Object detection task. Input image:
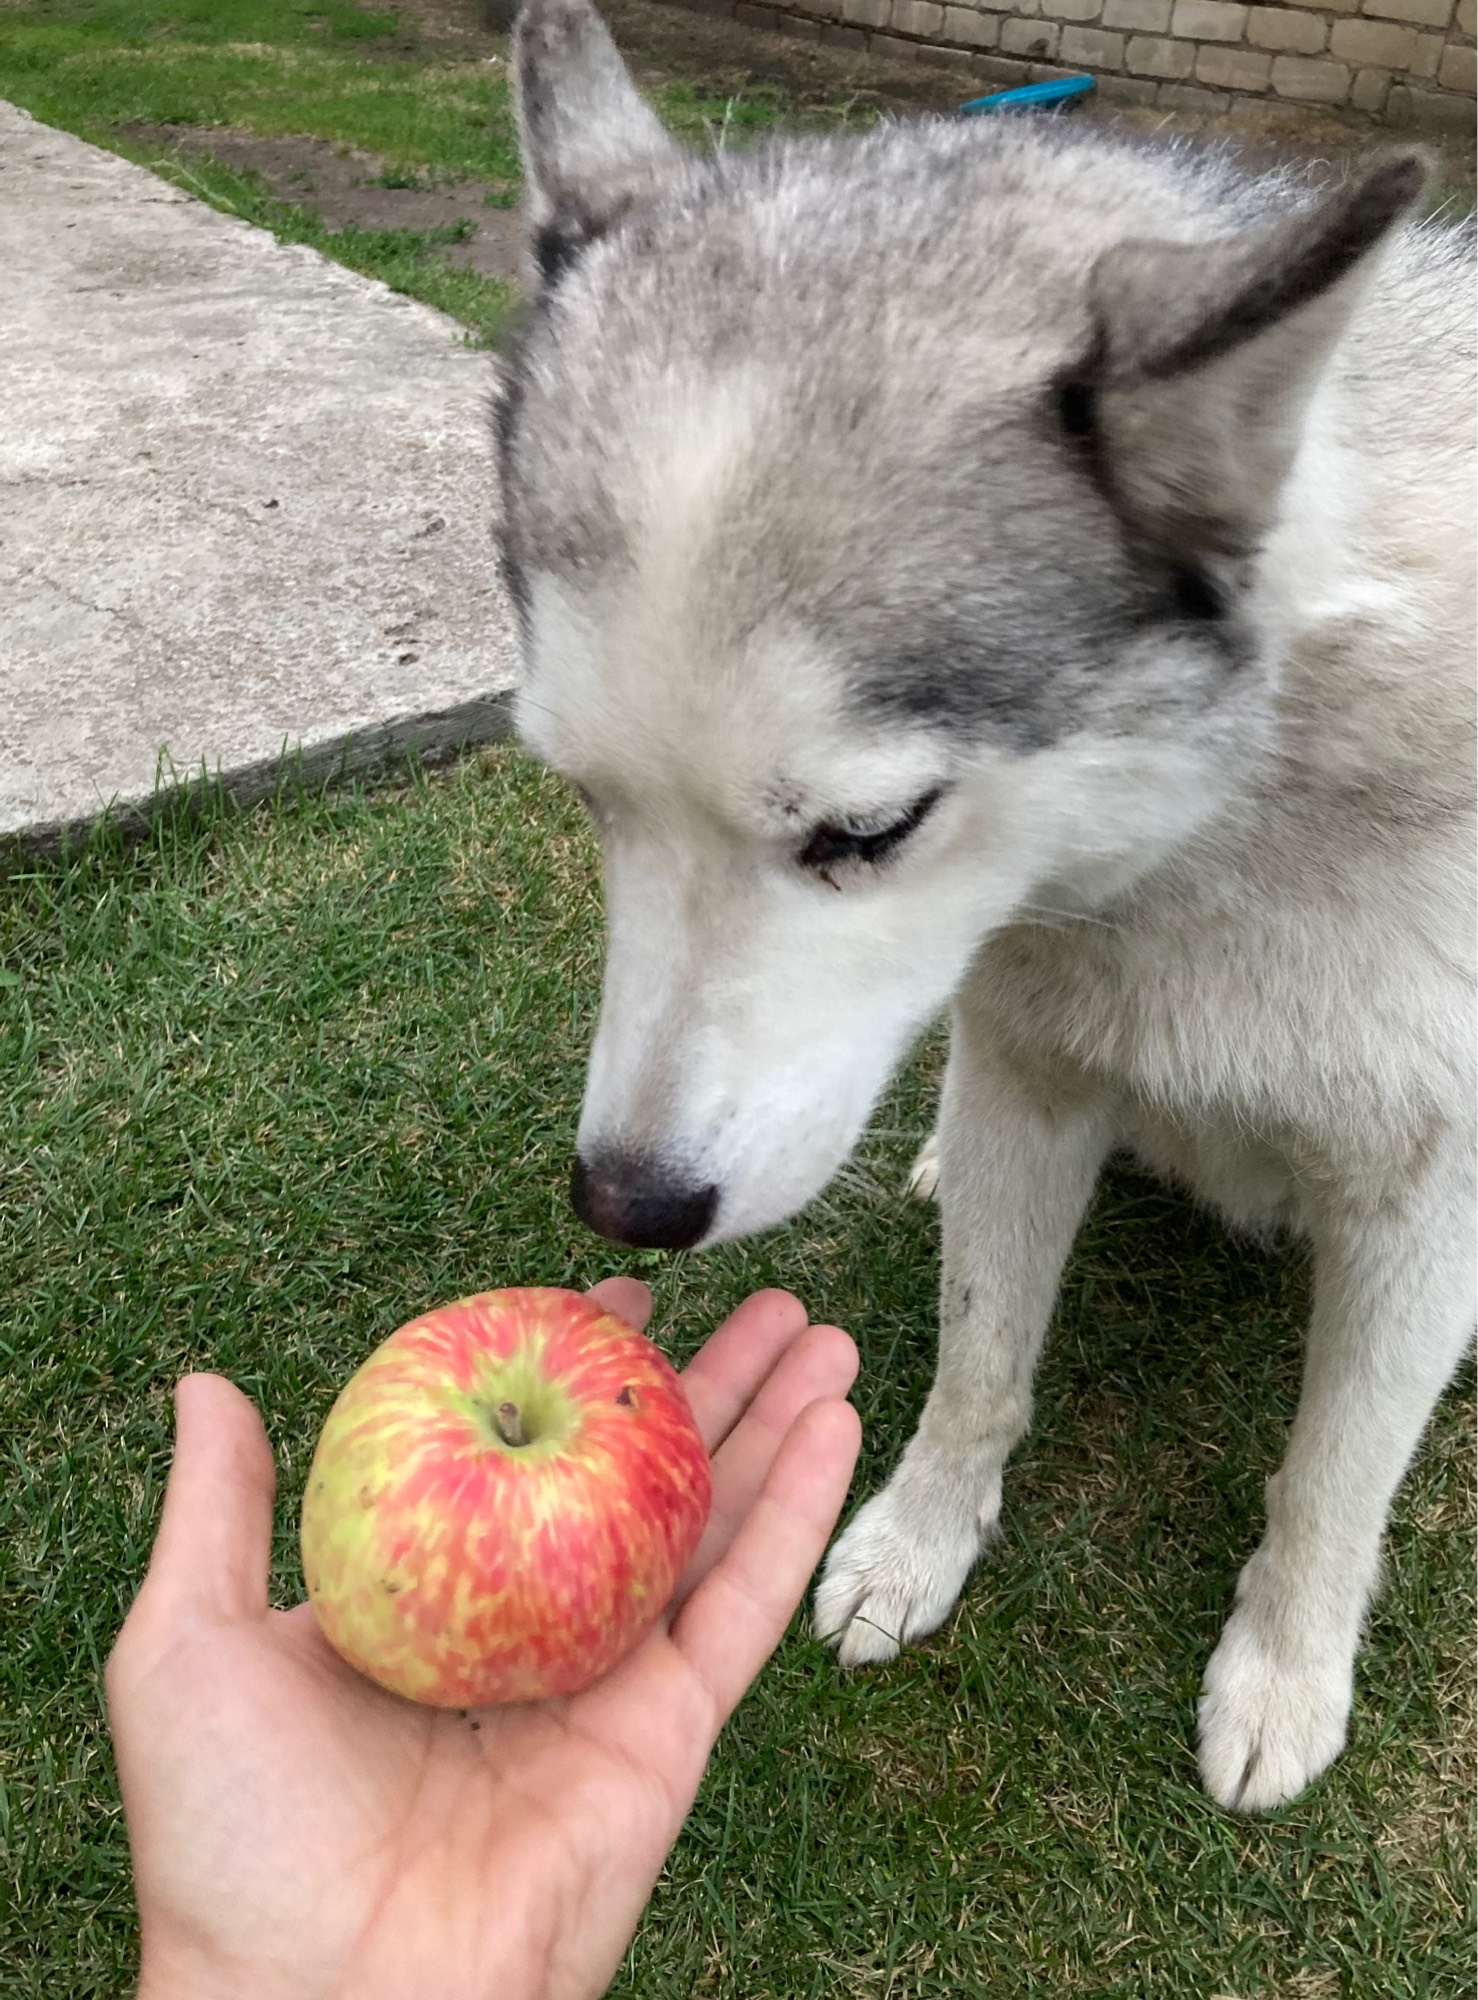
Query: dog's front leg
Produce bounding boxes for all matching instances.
[814,1001,1115,1667]
[1197,1129,1476,1812]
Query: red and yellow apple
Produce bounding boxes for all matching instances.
[300,1287,712,1706]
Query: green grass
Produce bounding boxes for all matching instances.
[2,755,1472,1997]
[653,76,879,147]
[0,0,516,172]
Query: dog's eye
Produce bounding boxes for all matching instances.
[798,787,944,873]
[1171,565,1225,622]
[1056,378,1096,440]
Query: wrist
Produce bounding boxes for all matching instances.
[137,1948,324,2000]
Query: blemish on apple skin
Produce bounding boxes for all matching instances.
[615,1385,637,1408]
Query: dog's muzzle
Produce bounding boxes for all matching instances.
[571,1152,718,1250]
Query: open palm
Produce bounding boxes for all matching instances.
[108,1281,860,2000]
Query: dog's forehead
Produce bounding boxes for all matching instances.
[506,135,1119,545]
[503,125,1239,774]
[516,559,941,818]
[510,321,1136,773]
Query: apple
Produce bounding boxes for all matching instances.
[300,1287,712,1706]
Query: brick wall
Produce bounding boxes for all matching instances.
[700,0,1476,127]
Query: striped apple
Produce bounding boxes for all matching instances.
[300,1287,712,1706]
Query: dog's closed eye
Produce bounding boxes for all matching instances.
[798,786,945,875]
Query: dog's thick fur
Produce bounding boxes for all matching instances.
[500,0,1476,1812]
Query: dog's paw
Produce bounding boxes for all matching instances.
[813,1482,983,1668]
[1197,1607,1352,1813]
[905,1132,940,1202]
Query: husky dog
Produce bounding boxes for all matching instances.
[499,0,1476,1811]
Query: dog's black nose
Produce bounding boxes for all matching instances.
[571,1154,718,1250]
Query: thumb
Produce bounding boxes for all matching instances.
[136,1373,278,1627]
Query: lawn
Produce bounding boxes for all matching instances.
[1,760,1472,1997]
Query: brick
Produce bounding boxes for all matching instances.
[1156,77,1233,99]
[1409,30,1443,69]
[1362,0,1452,25]
[819,19,868,42]
[1459,0,1476,30]
[1002,15,1061,50]
[1388,73,1478,112]
[1197,40,1274,78]
[842,0,890,24]
[1103,0,1173,25]
[1332,14,1419,55]
[778,12,824,33]
[1441,38,1477,80]
[943,3,1001,39]
[790,0,842,19]
[1042,0,1103,20]
[1171,0,1247,35]
[1270,50,1353,90]
[1350,59,1392,100]
[1060,20,1125,54]
[869,28,921,50]
[914,35,977,56]
[892,0,944,30]
[1281,0,1359,16]
[1127,29,1198,67]
[1247,5,1327,48]
[735,1,779,21]
[1094,65,1165,90]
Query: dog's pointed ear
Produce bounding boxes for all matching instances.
[1073,152,1429,563]
[514,0,682,290]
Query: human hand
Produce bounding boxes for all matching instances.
[107,1284,859,2000]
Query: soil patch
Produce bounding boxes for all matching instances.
[120,126,525,283]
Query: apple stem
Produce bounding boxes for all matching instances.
[494,1400,528,1448]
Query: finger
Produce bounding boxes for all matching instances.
[586,1277,653,1334]
[675,1324,857,1603]
[677,1290,812,1453]
[138,1374,277,1626]
[671,1396,861,1727]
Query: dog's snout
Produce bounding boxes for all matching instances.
[571,1153,718,1250]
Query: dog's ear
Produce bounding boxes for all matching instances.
[1072,152,1429,564]
[514,0,682,290]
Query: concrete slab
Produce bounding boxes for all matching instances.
[0,101,519,857]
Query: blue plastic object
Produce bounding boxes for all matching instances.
[958,74,1095,114]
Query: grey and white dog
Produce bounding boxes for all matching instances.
[499,0,1476,1812]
